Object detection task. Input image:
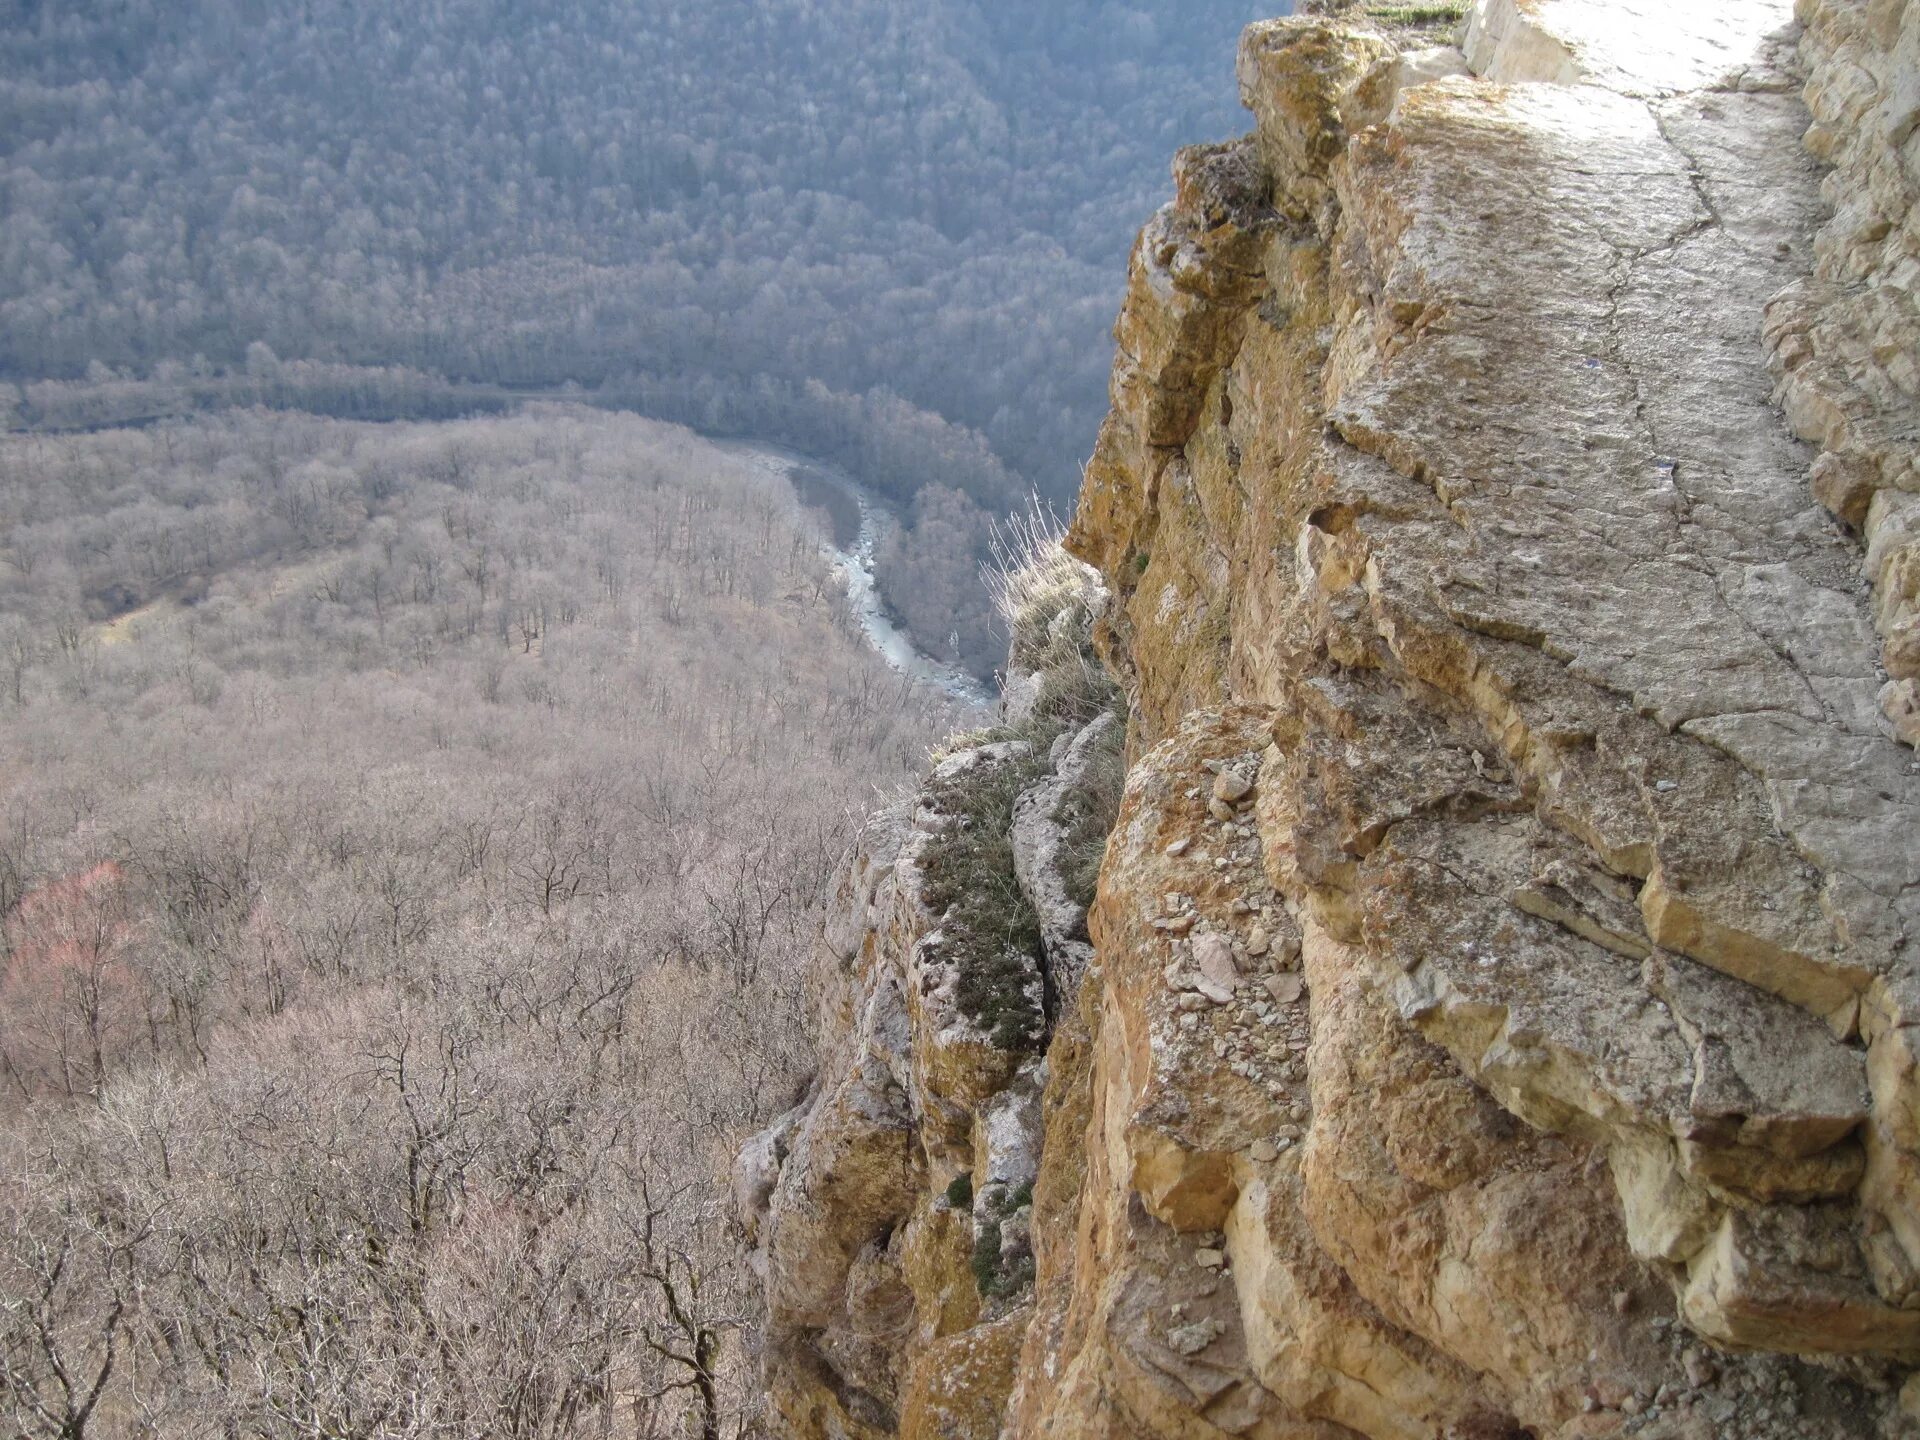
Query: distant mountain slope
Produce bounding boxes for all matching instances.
[0,0,1283,496]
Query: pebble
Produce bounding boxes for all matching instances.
[1195,1248,1225,1269]
[1267,974,1305,1006]
[1209,799,1236,822]
[1194,977,1234,1005]
[1246,926,1271,957]
[1168,1317,1222,1356]
[1250,1138,1280,1162]
[1193,933,1241,985]
[1165,838,1191,857]
[1214,772,1254,804]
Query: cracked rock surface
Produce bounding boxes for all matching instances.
[746,2,1920,1436]
[1063,0,1920,1431]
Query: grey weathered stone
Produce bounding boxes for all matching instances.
[1010,712,1119,1003]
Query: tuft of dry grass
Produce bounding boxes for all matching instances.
[1364,1,1469,26]
[984,500,1099,676]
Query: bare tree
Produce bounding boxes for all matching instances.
[622,1165,743,1440]
[0,1132,154,1440]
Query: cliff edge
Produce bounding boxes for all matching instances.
[741,1,1920,1435]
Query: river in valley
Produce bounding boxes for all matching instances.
[14,393,1000,711]
[719,440,996,709]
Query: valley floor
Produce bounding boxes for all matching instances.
[0,405,963,1438]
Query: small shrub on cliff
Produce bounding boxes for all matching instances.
[993,508,1126,915]
[919,505,1125,1052]
[946,1173,974,1209]
[922,748,1050,1052]
[970,1217,1004,1293]
[969,1210,1036,1299]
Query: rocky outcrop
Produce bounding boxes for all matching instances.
[745,3,1920,1436]
[737,751,1034,1440]
[738,560,1119,1439]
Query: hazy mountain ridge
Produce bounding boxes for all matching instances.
[0,0,1276,494]
[0,0,1290,675]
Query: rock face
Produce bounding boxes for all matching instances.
[1768,0,1920,749]
[737,776,1025,1440]
[743,2,1920,1436]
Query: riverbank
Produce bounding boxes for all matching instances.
[4,383,1003,711]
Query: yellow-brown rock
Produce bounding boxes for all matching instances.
[746,3,1920,1436]
[898,1311,1032,1440]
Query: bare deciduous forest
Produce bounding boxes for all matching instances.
[0,408,958,1438]
[0,0,1280,674]
[0,1,1292,1432]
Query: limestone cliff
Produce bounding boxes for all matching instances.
[740,2,1920,1436]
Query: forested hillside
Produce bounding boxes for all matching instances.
[0,407,956,1438]
[0,0,1275,496]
